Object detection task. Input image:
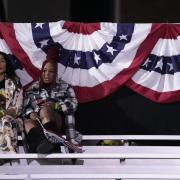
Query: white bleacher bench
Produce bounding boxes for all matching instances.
[82,135,180,141]
[2,165,180,179]
[2,135,180,180]
[18,134,180,141]
[2,146,180,159]
[2,146,180,180]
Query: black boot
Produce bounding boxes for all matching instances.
[36,139,60,154]
[38,121,61,154]
[26,126,60,154]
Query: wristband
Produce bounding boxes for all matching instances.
[54,102,61,111]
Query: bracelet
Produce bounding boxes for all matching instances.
[0,109,5,117]
[54,102,61,111]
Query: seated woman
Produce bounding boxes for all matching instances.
[0,51,23,153]
[23,47,79,154]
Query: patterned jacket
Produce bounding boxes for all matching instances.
[0,78,23,153]
[5,78,23,115]
[23,78,78,118]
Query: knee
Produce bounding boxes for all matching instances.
[24,120,35,134]
[39,106,51,118]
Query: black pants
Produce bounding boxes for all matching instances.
[26,121,62,153]
[26,126,45,153]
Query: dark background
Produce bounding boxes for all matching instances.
[1,0,180,135]
[2,0,180,22]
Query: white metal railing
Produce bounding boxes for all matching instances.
[82,135,180,140]
[18,134,180,141]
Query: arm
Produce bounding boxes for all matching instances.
[3,78,23,117]
[23,91,39,120]
[58,83,78,115]
[5,88,23,117]
[14,88,23,116]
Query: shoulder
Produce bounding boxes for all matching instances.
[6,78,21,89]
[56,78,71,88]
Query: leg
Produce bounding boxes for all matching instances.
[24,119,45,153]
[39,106,63,132]
[65,114,76,141]
[65,114,82,145]
[24,119,35,134]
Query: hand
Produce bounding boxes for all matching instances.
[40,101,54,109]
[45,102,54,107]
[0,109,5,118]
[30,112,38,121]
[5,108,16,117]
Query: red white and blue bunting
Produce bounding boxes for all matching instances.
[0,22,179,103]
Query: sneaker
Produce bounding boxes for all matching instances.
[74,131,82,144]
[70,139,79,145]
[36,139,60,154]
